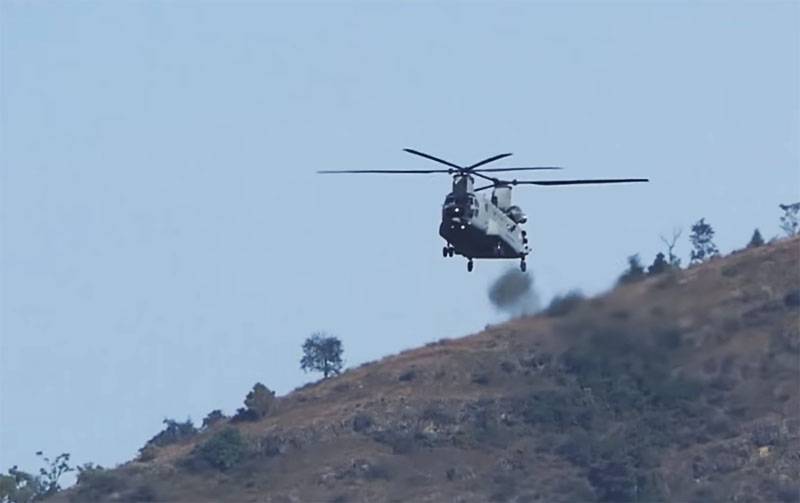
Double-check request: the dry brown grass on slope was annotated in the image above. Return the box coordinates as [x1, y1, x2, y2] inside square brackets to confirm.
[51, 237, 800, 503]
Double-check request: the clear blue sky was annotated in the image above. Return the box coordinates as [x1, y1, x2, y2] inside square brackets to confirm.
[1, 1, 798, 477]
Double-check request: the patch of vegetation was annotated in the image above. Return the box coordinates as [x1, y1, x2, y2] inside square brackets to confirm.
[301, 332, 344, 378]
[779, 202, 800, 237]
[352, 413, 374, 433]
[202, 409, 227, 429]
[647, 252, 670, 275]
[689, 218, 719, 264]
[471, 372, 490, 385]
[137, 445, 157, 462]
[747, 228, 765, 248]
[126, 484, 158, 502]
[398, 369, 416, 382]
[71, 465, 127, 503]
[785, 289, 800, 308]
[559, 322, 701, 411]
[489, 474, 518, 502]
[371, 430, 415, 455]
[232, 383, 276, 422]
[260, 434, 287, 457]
[357, 461, 392, 481]
[192, 428, 247, 471]
[762, 478, 800, 503]
[618, 254, 646, 284]
[545, 291, 585, 317]
[499, 361, 516, 373]
[421, 405, 455, 425]
[522, 388, 594, 431]
[144, 418, 197, 448]
[542, 316, 713, 501]
[1, 452, 75, 503]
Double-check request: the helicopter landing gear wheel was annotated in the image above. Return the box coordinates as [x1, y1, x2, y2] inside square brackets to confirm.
[448, 246, 455, 257]
[443, 246, 449, 258]
[520, 259, 527, 272]
[467, 259, 474, 272]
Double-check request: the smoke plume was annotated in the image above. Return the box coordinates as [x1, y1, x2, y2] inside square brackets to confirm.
[487, 268, 540, 317]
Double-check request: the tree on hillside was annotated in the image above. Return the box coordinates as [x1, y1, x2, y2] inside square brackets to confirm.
[689, 218, 719, 264]
[301, 333, 343, 378]
[648, 252, 670, 275]
[618, 254, 646, 284]
[232, 383, 276, 422]
[779, 203, 799, 237]
[748, 228, 765, 248]
[660, 228, 683, 268]
[145, 418, 197, 447]
[202, 410, 227, 430]
[0, 452, 74, 503]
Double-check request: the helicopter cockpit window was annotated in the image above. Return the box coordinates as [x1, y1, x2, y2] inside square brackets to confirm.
[443, 194, 476, 219]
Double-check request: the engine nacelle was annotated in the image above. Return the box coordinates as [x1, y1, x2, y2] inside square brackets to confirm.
[506, 205, 527, 224]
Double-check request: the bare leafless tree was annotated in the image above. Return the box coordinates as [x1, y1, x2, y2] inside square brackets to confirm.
[660, 228, 683, 268]
[779, 203, 800, 237]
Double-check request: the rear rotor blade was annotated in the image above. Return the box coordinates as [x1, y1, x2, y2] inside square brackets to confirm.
[467, 153, 513, 170]
[403, 148, 464, 170]
[474, 166, 563, 173]
[317, 169, 453, 174]
[514, 178, 649, 186]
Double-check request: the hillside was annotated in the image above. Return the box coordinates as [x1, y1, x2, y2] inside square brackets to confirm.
[54, 238, 799, 503]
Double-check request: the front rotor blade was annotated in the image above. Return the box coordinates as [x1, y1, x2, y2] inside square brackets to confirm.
[474, 166, 563, 173]
[514, 178, 649, 186]
[467, 153, 513, 170]
[403, 148, 464, 170]
[317, 169, 452, 174]
[470, 171, 501, 184]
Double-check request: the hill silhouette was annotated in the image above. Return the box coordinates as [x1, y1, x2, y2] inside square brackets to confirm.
[52, 238, 799, 503]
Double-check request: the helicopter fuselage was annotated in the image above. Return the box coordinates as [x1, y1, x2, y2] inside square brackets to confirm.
[439, 176, 530, 264]
[318, 147, 647, 273]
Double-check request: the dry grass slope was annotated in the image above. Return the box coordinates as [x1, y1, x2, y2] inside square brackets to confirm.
[53, 238, 800, 503]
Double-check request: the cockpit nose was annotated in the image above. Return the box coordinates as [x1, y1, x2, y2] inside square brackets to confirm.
[443, 193, 477, 220]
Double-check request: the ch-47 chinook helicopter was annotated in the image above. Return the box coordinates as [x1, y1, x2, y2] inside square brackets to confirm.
[319, 148, 648, 272]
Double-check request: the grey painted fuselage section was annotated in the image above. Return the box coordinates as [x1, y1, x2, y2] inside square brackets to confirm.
[439, 177, 530, 260]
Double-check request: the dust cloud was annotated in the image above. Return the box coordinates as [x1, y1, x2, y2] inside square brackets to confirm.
[487, 268, 540, 317]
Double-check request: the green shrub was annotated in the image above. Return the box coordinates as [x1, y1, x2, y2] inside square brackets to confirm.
[557, 431, 594, 467]
[2, 452, 75, 503]
[545, 291, 585, 317]
[654, 329, 682, 350]
[127, 484, 158, 502]
[352, 413, 373, 433]
[144, 418, 197, 448]
[372, 430, 415, 454]
[471, 372, 490, 385]
[618, 254, 646, 285]
[233, 383, 276, 422]
[421, 406, 455, 425]
[398, 370, 416, 382]
[201, 409, 226, 430]
[522, 389, 593, 431]
[71, 467, 127, 503]
[588, 459, 638, 502]
[194, 428, 247, 471]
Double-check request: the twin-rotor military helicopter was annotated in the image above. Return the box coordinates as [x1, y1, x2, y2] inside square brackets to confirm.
[319, 149, 648, 272]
